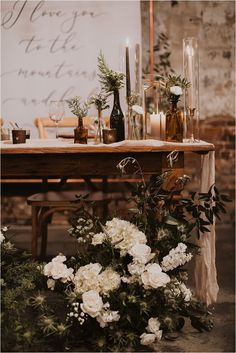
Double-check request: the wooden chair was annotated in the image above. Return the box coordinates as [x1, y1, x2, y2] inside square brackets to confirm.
[27, 116, 127, 258]
[27, 190, 125, 258]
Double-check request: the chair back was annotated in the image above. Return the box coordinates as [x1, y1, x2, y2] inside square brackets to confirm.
[34, 116, 109, 139]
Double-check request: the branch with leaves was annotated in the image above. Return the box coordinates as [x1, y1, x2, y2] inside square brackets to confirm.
[66, 96, 90, 127]
[97, 51, 125, 93]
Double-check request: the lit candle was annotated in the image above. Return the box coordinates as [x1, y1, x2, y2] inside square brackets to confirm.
[160, 112, 166, 140]
[125, 38, 131, 98]
[186, 45, 194, 108]
[150, 113, 161, 139]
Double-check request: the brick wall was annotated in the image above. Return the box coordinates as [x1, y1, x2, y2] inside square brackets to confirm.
[141, 0, 235, 222]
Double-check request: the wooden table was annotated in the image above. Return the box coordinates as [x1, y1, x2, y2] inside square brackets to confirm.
[1, 139, 215, 258]
[1, 139, 214, 180]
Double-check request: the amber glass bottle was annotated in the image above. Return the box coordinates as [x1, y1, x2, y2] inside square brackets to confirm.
[165, 101, 183, 142]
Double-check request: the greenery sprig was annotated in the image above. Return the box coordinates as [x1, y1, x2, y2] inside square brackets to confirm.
[66, 96, 90, 127]
[89, 92, 109, 113]
[97, 51, 125, 93]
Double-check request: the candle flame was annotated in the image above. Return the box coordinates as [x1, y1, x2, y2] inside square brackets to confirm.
[126, 37, 130, 47]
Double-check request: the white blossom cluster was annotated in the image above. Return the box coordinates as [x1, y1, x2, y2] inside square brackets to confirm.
[67, 302, 86, 325]
[43, 255, 74, 290]
[91, 218, 147, 256]
[161, 243, 193, 272]
[140, 317, 162, 346]
[0, 226, 8, 244]
[73, 263, 121, 295]
[68, 217, 94, 243]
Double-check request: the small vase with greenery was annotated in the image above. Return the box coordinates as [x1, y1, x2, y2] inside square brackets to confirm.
[97, 51, 125, 142]
[66, 96, 90, 144]
[164, 75, 190, 142]
[90, 92, 109, 144]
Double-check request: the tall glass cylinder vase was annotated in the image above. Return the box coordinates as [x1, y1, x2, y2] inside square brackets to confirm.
[142, 78, 160, 139]
[183, 37, 200, 142]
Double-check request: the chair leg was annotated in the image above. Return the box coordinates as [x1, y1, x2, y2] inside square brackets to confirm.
[31, 206, 39, 258]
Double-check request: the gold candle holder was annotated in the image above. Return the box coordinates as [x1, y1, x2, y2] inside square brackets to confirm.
[185, 107, 196, 142]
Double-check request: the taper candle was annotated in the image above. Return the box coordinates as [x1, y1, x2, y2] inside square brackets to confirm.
[149, 0, 154, 81]
[126, 39, 131, 98]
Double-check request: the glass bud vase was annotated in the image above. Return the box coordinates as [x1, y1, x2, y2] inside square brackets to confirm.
[94, 109, 103, 144]
[110, 89, 125, 142]
[74, 117, 88, 144]
[165, 101, 184, 142]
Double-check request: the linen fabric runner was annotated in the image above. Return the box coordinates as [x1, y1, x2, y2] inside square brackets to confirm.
[194, 151, 219, 306]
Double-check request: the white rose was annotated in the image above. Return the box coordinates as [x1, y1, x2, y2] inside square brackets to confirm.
[47, 278, 56, 290]
[140, 333, 156, 346]
[128, 244, 155, 264]
[170, 85, 183, 96]
[148, 317, 161, 334]
[80, 290, 103, 318]
[141, 263, 170, 289]
[91, 232, 106, 246]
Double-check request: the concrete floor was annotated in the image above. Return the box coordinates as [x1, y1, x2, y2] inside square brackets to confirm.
[9, 222, 235, 352]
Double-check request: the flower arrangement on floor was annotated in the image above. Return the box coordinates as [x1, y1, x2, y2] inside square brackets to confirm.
[1, 158, 230, 352]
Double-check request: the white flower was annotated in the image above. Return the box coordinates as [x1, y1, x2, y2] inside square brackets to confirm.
[104, 218, 147, 256]
[140, 333, 156, 346]
[141, 263, 170, 289]
[73, 263, 102, 294]
[47, 278, 56, 290]
[132, 105, 144, 115]
[91, 232, 106, 246]
[161, 243, 193, 272]
[43, 255, 74, 282]
[96, 310, 120, 328]
[80, 290, 103, 318]
[147, 317, 163, 341]
[179, 282, 192, 302]
[147, 317, 161, 334]
[170, 85, 183, 96]
[0, 233, 5, 244]
[98, 268, 121, 294]
[128, 244, 155, 264]
[128, 262, 145, 276]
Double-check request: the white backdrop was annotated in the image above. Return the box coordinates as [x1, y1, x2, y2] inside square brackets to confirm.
[1, 0, 141, 137]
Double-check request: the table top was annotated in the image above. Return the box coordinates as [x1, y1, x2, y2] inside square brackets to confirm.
[1, 139, 215, 154]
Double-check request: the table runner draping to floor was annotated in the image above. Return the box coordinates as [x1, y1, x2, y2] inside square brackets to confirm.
[194, 151, 219, 306]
